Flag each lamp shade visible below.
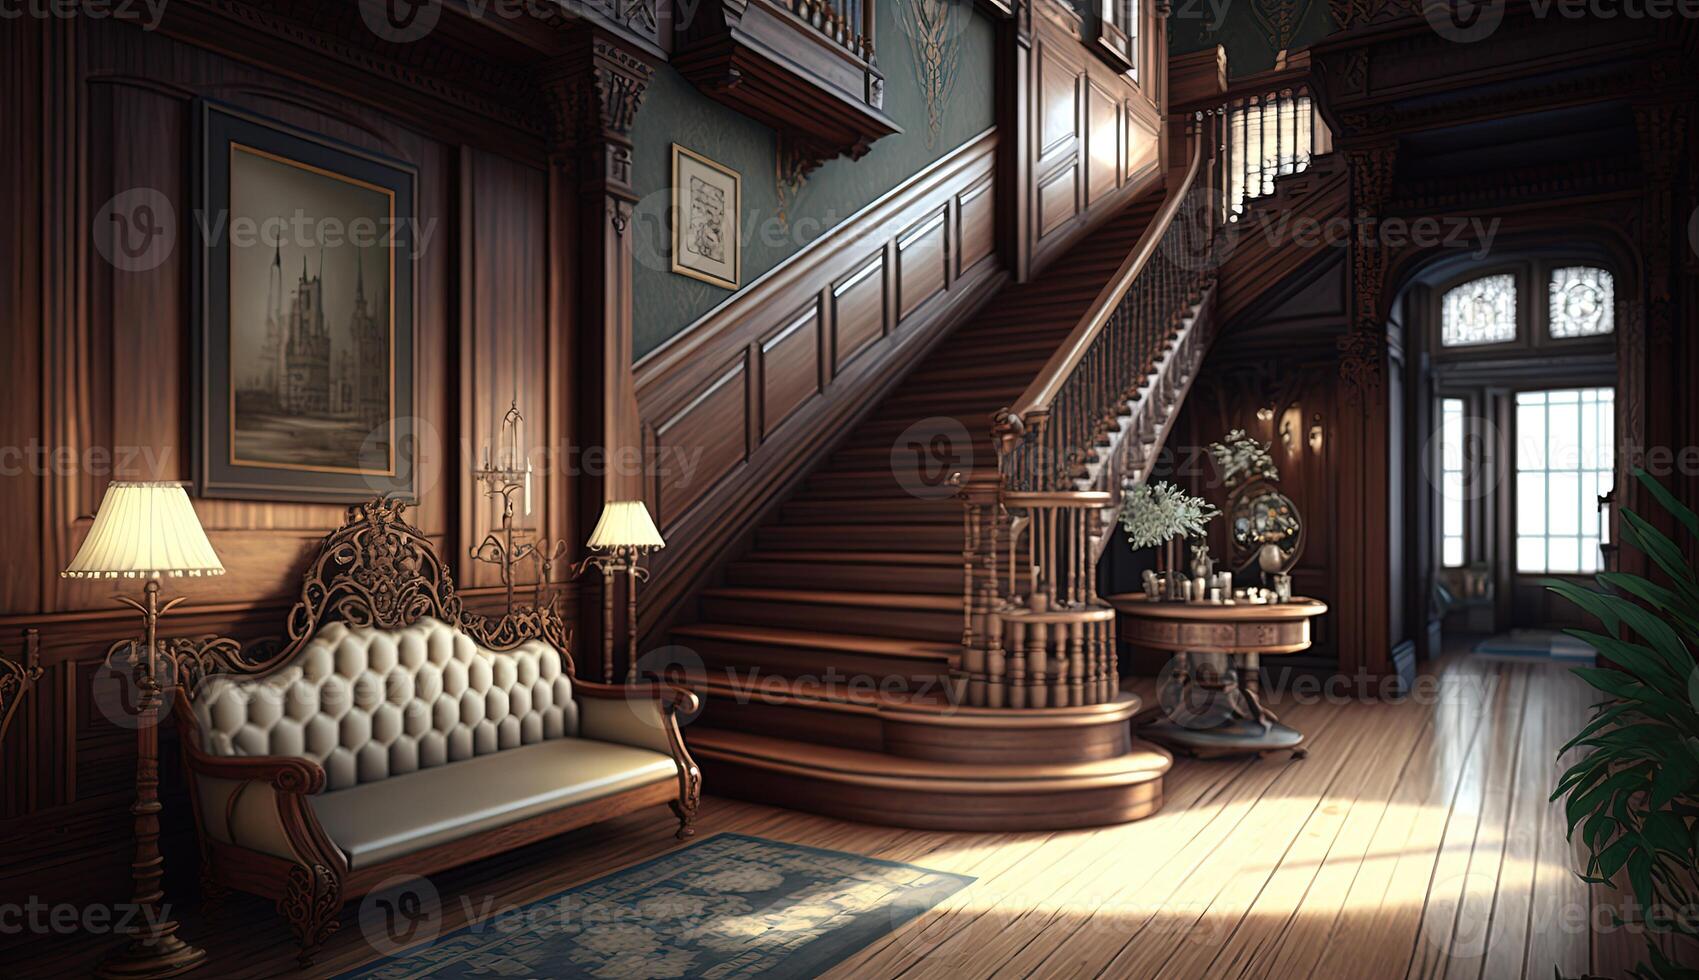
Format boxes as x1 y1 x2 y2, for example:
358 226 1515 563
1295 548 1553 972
585 500 665 551
61 482 225 578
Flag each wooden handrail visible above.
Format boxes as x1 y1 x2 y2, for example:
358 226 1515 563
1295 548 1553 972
1004 121 1208 423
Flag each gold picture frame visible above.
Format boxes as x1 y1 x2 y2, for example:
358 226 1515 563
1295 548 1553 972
670 144 741 290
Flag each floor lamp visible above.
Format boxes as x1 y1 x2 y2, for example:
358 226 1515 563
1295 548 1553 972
582 501 665 683
62 482 224 979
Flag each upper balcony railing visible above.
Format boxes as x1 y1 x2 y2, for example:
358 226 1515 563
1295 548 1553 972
1225 85 1332 218
789 0 874 61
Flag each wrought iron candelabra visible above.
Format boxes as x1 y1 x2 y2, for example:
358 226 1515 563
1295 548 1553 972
471 400 565 615
0 630 41 746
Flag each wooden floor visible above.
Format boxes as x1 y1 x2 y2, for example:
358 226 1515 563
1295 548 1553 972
9 656 1661 979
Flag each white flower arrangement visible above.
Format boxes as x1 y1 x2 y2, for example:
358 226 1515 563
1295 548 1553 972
1118 480 1220 550
1208 428 1279 488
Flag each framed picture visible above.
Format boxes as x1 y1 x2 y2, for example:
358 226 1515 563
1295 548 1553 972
193 101 417 502
670 144 741 290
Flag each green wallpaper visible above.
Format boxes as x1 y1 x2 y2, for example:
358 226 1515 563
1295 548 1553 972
1167 0 1334 77
630 0 995 360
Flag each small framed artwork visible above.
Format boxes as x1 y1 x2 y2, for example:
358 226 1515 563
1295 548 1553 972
671 144 741 290
193 100 418 502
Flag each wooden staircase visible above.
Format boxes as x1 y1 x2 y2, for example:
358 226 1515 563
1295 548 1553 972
669 193 1179 830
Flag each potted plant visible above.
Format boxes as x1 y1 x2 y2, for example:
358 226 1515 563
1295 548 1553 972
1120 480 1220 598
1548 469 1699 980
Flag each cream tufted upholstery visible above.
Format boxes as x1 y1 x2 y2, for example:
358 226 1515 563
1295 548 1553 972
193 617 578 791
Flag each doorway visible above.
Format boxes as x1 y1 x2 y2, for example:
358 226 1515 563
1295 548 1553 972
1414 255 1619 659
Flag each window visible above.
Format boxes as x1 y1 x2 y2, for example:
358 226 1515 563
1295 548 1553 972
1548 266 1614 338
1441 274 1518 347
1515 388 1614 574
1439 398 1467 567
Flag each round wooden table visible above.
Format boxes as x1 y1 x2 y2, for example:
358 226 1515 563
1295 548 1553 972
1107 594 1328 758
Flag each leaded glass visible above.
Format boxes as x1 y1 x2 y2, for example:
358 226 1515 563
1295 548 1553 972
1548 266 1614 338
1441 274 1517 347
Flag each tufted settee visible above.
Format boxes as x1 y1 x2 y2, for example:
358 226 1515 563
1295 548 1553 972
170 500 699 965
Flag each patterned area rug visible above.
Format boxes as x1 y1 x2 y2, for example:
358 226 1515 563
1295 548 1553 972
339 834 974 979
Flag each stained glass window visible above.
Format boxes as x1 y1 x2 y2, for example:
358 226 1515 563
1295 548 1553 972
1515 388 1614 574
1548 266 1614 338
1440 274 1517 347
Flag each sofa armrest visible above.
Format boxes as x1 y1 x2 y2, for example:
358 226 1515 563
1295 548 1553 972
572 679 702 835
184 743 328 796
575 687 682 756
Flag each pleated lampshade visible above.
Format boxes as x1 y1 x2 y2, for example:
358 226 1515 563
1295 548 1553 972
585 500 665 551
61 482 225 579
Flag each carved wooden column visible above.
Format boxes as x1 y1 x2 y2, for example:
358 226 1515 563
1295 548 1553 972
540 31 656 682
995 0 1034 282
1334 140 1400 687
1630 96 1688 561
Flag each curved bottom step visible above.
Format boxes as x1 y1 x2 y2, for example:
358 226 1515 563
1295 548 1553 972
689 728 1172 830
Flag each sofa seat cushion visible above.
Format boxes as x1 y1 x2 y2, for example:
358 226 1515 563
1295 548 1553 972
307 738 677 868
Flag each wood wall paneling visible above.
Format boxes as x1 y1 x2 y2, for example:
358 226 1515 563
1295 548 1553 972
1038 163 1080 236
831 255 889 371
896 207 950 321
956 176 995 276
651 357 751 529
1025 8 1163 276
1 14 561 913
758 304 823 439
1085 80 1119 205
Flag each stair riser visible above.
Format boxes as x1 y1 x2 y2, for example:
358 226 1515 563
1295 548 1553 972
688 638 953 688
778 502 958 524
698 596 962 643
725 561 962 594
756 525 961 552
696 756 1165 831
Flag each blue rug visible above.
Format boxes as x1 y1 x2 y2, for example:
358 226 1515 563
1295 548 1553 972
339 834 974 979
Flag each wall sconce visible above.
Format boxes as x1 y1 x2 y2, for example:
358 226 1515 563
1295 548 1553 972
1255 406 1275 422
1308 414 1325 453
0 629 41 746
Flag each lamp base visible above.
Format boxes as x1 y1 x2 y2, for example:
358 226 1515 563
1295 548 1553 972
95 928 207 979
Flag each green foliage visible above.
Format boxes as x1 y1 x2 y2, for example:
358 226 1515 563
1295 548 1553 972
1549 469 1699 980
1118 480 1220 550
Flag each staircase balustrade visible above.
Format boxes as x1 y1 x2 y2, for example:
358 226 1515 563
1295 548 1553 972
958 112 1228 709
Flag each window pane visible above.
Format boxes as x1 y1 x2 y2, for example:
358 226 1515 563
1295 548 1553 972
1514 387 1615 574
1441 273 1517 346
1517 536 1546 573
1439 397 1467 567
1517 395 1546 471
1549 266 1614 338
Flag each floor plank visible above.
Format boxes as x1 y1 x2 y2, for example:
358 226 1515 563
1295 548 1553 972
2 656 1641 980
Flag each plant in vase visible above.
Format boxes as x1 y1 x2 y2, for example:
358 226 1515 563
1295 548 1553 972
1120 480 1219 600
1207 428 1279 488
1548 469 1699 980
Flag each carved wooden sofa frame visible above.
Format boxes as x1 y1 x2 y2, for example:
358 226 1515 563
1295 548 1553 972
167 499 700 965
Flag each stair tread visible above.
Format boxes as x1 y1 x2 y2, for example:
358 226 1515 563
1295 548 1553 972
688 726 1171 781
673 623 959 660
